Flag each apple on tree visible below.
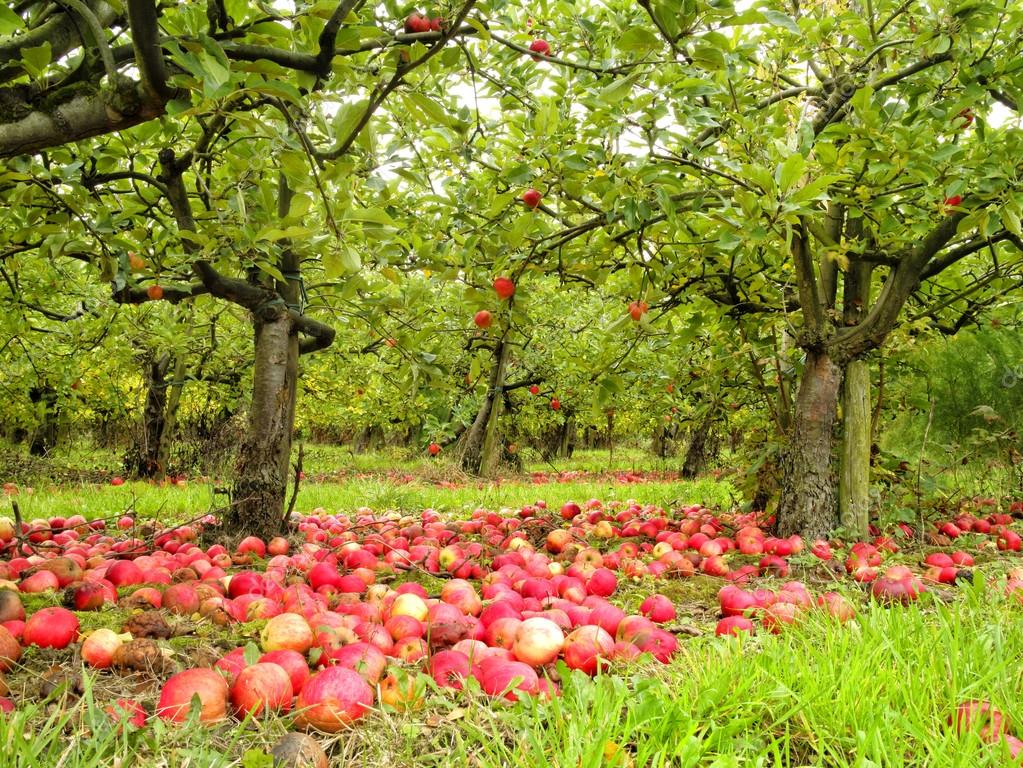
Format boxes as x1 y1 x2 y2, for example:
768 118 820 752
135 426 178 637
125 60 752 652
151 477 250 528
521 189 542 209
529 39 551 60
403 13 430 33
474 310 492 329
493 277 515 300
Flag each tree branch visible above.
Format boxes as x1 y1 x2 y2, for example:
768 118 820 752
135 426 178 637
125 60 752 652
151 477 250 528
126 0 174 101
488 33 640 75
57 0 117 80
316 0 477 161
295 313 336 354
833 211 968 358
113 282 209 304
921 231 1014 279
0 2 119 74
0 84 164 159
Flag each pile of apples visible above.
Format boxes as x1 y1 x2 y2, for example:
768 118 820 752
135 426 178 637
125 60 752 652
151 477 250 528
0 494 1016 734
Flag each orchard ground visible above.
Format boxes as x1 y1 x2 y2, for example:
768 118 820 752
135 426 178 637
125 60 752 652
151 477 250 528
1 449 1023 767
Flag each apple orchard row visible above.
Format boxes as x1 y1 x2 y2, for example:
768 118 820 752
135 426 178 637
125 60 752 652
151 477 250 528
0 498 1019 747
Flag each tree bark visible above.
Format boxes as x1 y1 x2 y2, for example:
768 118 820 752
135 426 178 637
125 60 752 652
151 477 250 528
558 413 576 459
225 310 297 538
28 385 59 457
776 350 844 538
223 180 303 540
839 359 871 535
132 354 171 477
155 352 187 481
681 409 715 479
462 340 508 475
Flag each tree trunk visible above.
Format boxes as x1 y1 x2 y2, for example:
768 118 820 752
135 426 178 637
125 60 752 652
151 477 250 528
133 354 171 477
226 311 297 539
463 340 509 475
224 179 302 540
155 353 187 481
681 410 715 479
776 350 844 538
28 385 59 456
839 359 871 536
606 410 615 465
558 413 576 458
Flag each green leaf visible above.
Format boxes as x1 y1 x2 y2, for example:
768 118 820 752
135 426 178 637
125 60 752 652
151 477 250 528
403 92 451 126
200 51 231 90
761 10 800 34
340 246 362 273
333 99 370 143
20 43 51 77
596 74 639 105
776 153 806 195
618 27 661 54
243 642 261 666
0 6 23 35
241 749 273 768
256 226 312 241
691 42 725 70
349 208 396 227
288 193 313 219
1002 207 1022 238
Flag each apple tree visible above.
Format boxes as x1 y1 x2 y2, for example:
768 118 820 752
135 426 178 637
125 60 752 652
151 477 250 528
0 0 483 537
429 0 1023 536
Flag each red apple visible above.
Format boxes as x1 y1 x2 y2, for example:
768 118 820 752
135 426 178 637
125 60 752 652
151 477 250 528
260 649 310 695
528 39 551 59
473 310 493 329
639 594 676 624
295 667 374 732
23 606 78 649
231 663 293 717
493 276 515 300
81 628 127 669
521 189 542 209
261 612 313 654
627 300 648 321
429 649 472 690
512 617 564 667
0 625 21 671
715 616 755 637
479 658 538 701
157 668 230 723
562 625 614 675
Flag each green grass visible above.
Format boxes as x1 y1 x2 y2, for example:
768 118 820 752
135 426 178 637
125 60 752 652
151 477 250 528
1 463 734 526
6 582 1023 767
4 453 1023 767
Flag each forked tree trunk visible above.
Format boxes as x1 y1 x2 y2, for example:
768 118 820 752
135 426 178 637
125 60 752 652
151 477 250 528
155 352 187 481
558 413 576 459
463 340 509 475
133 354 171 477
224 180 302 540
28 385 59 456
776 350 844 538
681 410 715 479
839 359 871 536
226 311 298 538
